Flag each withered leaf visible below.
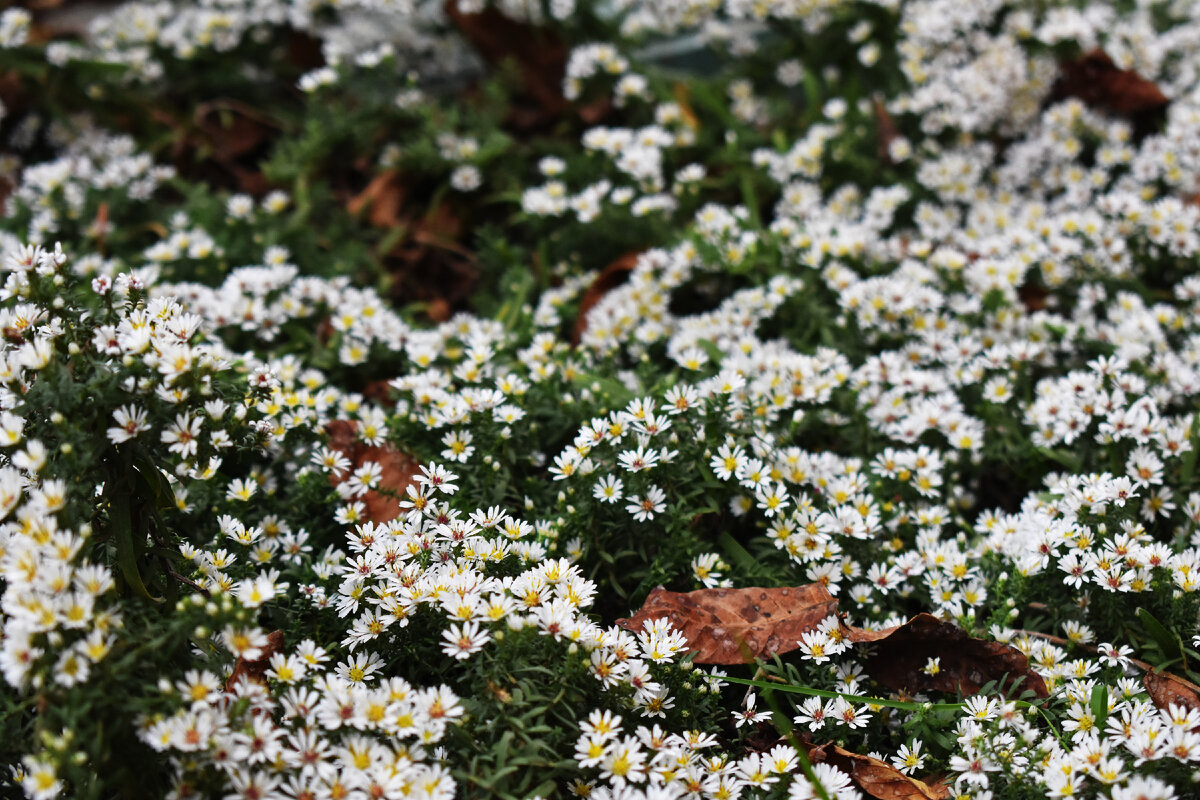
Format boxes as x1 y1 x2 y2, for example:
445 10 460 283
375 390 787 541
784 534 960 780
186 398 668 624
614 584 839 665
1143 669 1200 722
807 743 951 800
848 613 1048 699
571 251 641 346
348 171 476 314
326 419 422 524
673 82 701 132
617 586 1047 699
225 629 285 692
1053 49 1169 117
444 0 568 129
349 170 408 230
873 98 899 164
1018 280 1048 312
195 101 275 158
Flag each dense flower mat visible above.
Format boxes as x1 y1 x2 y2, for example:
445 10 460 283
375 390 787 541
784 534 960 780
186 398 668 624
2 1 1200 799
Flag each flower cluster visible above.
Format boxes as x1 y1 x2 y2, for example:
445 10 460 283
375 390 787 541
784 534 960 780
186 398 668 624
6 0 1200 798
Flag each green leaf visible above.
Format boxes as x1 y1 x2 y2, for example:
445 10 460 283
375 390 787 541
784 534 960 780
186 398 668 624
494 730 514 764
1136 607 1184 667
1035 446 1082 472
571 373 634 408
696 338 724 366
528 780 558 798
1090 684 1108 732
717 532 757 574
108 486 163 603
720 674 962 712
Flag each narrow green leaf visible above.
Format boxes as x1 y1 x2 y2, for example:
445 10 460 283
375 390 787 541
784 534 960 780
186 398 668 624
758 685 830 800
494 730 513 765
1035 446 1081 472
1137 607 1183 664
717 532 757 574
109 490 163 603
696 338 724 365
1090 684 1108 732
720 674 962 712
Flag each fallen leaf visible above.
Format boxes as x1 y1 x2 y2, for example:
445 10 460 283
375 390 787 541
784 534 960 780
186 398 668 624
1143 669 1200 722
409 202 468 255
673 82 701 131
349 170 408 229
1052 49 1169 117
614 584 839 665
361 380 395 404
848 613 1048 699
571 251 641 346
325 420 422 524
807 743 951 800
348 171 477 313
90 202 109 254
225 629 285 692
285 30 325 72
1018 280 1048 312
424 297 452 323
616 586 1047 698
873 98 899 163
153 100 280 195
444 0 568 130
194 99 280 161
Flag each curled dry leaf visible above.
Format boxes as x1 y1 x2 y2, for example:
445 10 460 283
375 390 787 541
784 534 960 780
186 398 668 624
1017 280 1049 312
194 100 280 161
347 170 476 315
1143 668 1200 724
444 0 568 130
325 419 422 524
848 613 1049 699
616 585 1047 699
614 584 839 665
225 629 285 692
873 97 899 163
571 251 641 346
348 169 408 230
1052 49 1169 117
807 743 950 800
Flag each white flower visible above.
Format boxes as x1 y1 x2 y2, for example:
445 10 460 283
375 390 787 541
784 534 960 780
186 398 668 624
161 412 202 458
450 165 482 192
107 404 148 444
441 621 491 660
625 485 666 521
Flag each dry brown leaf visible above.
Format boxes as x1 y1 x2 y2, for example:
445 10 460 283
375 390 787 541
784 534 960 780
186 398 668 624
1143 669 1200 722
90 202 109 254
326 419 422 524
225 629 285 692
614 584 839 664
873 98 899 163
349 170 408 230
444 0 568 130
1053 49 1169 117
193 100 280 161
848 613 1048 699
616 586 1047 698
348 172 477 313
150 100 279 195
409 203 469 256
1018 280 1048 312
673 82 701 132
571 251 641 346
807 743 951 800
